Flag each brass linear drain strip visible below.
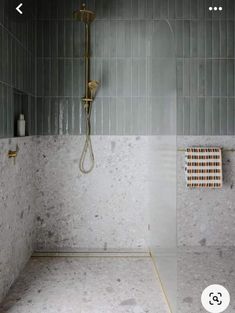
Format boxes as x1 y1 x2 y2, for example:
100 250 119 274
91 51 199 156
150 252 174 313
32 251 150 258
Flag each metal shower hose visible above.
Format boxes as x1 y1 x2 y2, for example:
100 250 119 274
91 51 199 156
79 101 95 174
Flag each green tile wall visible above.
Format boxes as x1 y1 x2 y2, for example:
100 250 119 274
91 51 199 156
0 0 37 138
35 0 235 136
1 0 235 137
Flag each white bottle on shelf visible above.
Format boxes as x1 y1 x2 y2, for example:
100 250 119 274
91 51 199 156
17 114 26 137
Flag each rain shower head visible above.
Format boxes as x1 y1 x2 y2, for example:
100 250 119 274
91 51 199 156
74 3 96 24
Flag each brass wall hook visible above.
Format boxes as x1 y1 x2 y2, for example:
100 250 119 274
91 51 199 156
8 145 19 159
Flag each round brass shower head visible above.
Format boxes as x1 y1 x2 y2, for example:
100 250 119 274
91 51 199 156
74 3 96 24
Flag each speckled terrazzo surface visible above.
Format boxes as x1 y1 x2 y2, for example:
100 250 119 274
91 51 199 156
0 257 169 313
0 137 36 303
177 136 235 246
34 136 151 252
178 247 235 313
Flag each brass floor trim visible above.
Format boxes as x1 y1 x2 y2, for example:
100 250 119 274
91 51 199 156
32 251 150 258
150 251 173 313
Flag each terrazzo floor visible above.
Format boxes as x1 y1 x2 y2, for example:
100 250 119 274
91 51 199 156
0 257 170 313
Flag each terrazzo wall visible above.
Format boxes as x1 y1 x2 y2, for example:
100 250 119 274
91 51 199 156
177 136 235 247
34 136 151 252
0 137 35 303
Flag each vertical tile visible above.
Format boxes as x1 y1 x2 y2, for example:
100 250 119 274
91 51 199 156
116 97 126 135
169 0 176 19
226 0 235 20
37 59 44 97
51 59 58 97
175 21 183 57
68 98 75 135
64 59 73 96
43 59 51 96
190 60 198 96
116 21 131 57
37 97 43 135
43 98 51 135
227 21 234 57
102 97 110 135
153 0 169 19
198 98 205 135
109 97 117 135
183 59 190 96
197 21 205 57
101 59 116 97
124 98 132 135
73 21 84 57
132 59 147 97
51 98 59 135
0 27 3 83
94 20 109 57
227 98 234 135
183 21 190 57
206 60 212 96
43 21 51 57
206 21 212 57
131 20 147 58
220 21 227 58
63 0 74 19
212 98 220 135
117 59 131 97
175 0 183 18
176 59 183 97
198 60 206 97
183 0 190 18
73 58 84 97
212 21 220 57
37 21 43 58
183 97 190 135
58 59 64 97
65 21 73 57
59 98 68 135
190 0 198 19
93 98 103 135
115 0 132 19
58 20 65 57
177 97 184 135
0 84 4 137
2 29 8 83
197 0 205 19
205 98 213 135
212 60 220 97
227 60 234 97
190 97 198 135
220 98 227 135
132 97 148 135
95 0 111 19
51 20 58 58
220 60 227 97
73 97 80 135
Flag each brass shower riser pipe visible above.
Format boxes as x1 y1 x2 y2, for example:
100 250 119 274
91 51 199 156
85 23 91 103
